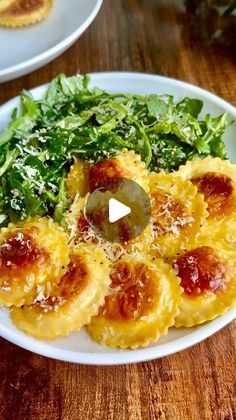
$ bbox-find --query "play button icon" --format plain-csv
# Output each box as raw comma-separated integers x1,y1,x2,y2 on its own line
85,177,151,243
109,198,131,223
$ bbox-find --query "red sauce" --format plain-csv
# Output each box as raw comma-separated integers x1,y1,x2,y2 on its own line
0,231,46,268
88,159,124,192
192,172,233,219
151,189,190,236
101,262,156,321
175,246,230,296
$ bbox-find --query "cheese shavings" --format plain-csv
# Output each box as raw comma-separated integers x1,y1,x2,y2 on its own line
149,172,208,258
11,243,111,339
87,256,182,349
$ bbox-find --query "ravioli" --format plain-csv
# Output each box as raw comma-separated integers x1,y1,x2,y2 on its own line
177,158,236,221
173,242,236,327
0,0,53,27
0,217,69,307
67,191,152,259
149,172,208,258
87,256,182,349
66,151,150,251
0,0,14,12
11,243,111,339
176,157,236,250
66,193,95,246
88,150,149,193
66,158,89,200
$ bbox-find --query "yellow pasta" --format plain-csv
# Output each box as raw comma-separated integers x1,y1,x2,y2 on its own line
11,243,111,339
88,150,150,193
66,193,94,246
177,157,236,222
66,158,89,200
0,0,53,27
66,189,152,260
0,217,69,307
176,157,236,250
149,172,208,258
123,224,152,255
87,256,182,349
0,0,14,12
172,240,236,327
4,153,236,346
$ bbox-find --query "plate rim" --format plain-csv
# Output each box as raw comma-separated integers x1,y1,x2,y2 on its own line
2,71,236,114
0,0,103,81
0,71,235,365
0,307,235,365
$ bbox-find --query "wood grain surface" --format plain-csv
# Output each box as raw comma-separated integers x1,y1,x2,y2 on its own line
0,1,236,419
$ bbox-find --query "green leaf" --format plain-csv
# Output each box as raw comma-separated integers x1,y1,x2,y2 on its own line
0,74,233,224
0,148,20,177
202,112,229,143
149,135,188,172
23,182,47,217
53,170,68,227
45,74,90,107
146,94,173,118
21,91,40,118
55,109,95,129
176,98,203,118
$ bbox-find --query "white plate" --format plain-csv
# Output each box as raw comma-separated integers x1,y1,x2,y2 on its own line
0,72,236,365
0,0,103,83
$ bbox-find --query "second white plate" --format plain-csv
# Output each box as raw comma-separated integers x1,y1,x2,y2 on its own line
0,0,103,83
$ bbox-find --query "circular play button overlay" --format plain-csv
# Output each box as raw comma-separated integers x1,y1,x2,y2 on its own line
85,178,151,243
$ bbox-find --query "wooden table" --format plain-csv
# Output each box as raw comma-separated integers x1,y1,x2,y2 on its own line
0,1,235,419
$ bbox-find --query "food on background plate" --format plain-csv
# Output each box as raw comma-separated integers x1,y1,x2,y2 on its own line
0,0,53,27
0,74,235,349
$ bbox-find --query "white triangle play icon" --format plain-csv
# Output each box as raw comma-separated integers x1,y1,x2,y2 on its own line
109,198,131,223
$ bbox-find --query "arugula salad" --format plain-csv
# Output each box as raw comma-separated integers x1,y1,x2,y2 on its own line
0,74,231,228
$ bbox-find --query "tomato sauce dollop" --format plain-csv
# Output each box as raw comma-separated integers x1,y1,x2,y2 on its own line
192,172,233,219
0,231,46,268
102,262,156,321
175,246,230,296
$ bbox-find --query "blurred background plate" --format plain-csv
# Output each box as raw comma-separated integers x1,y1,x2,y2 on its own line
0,0,103,83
